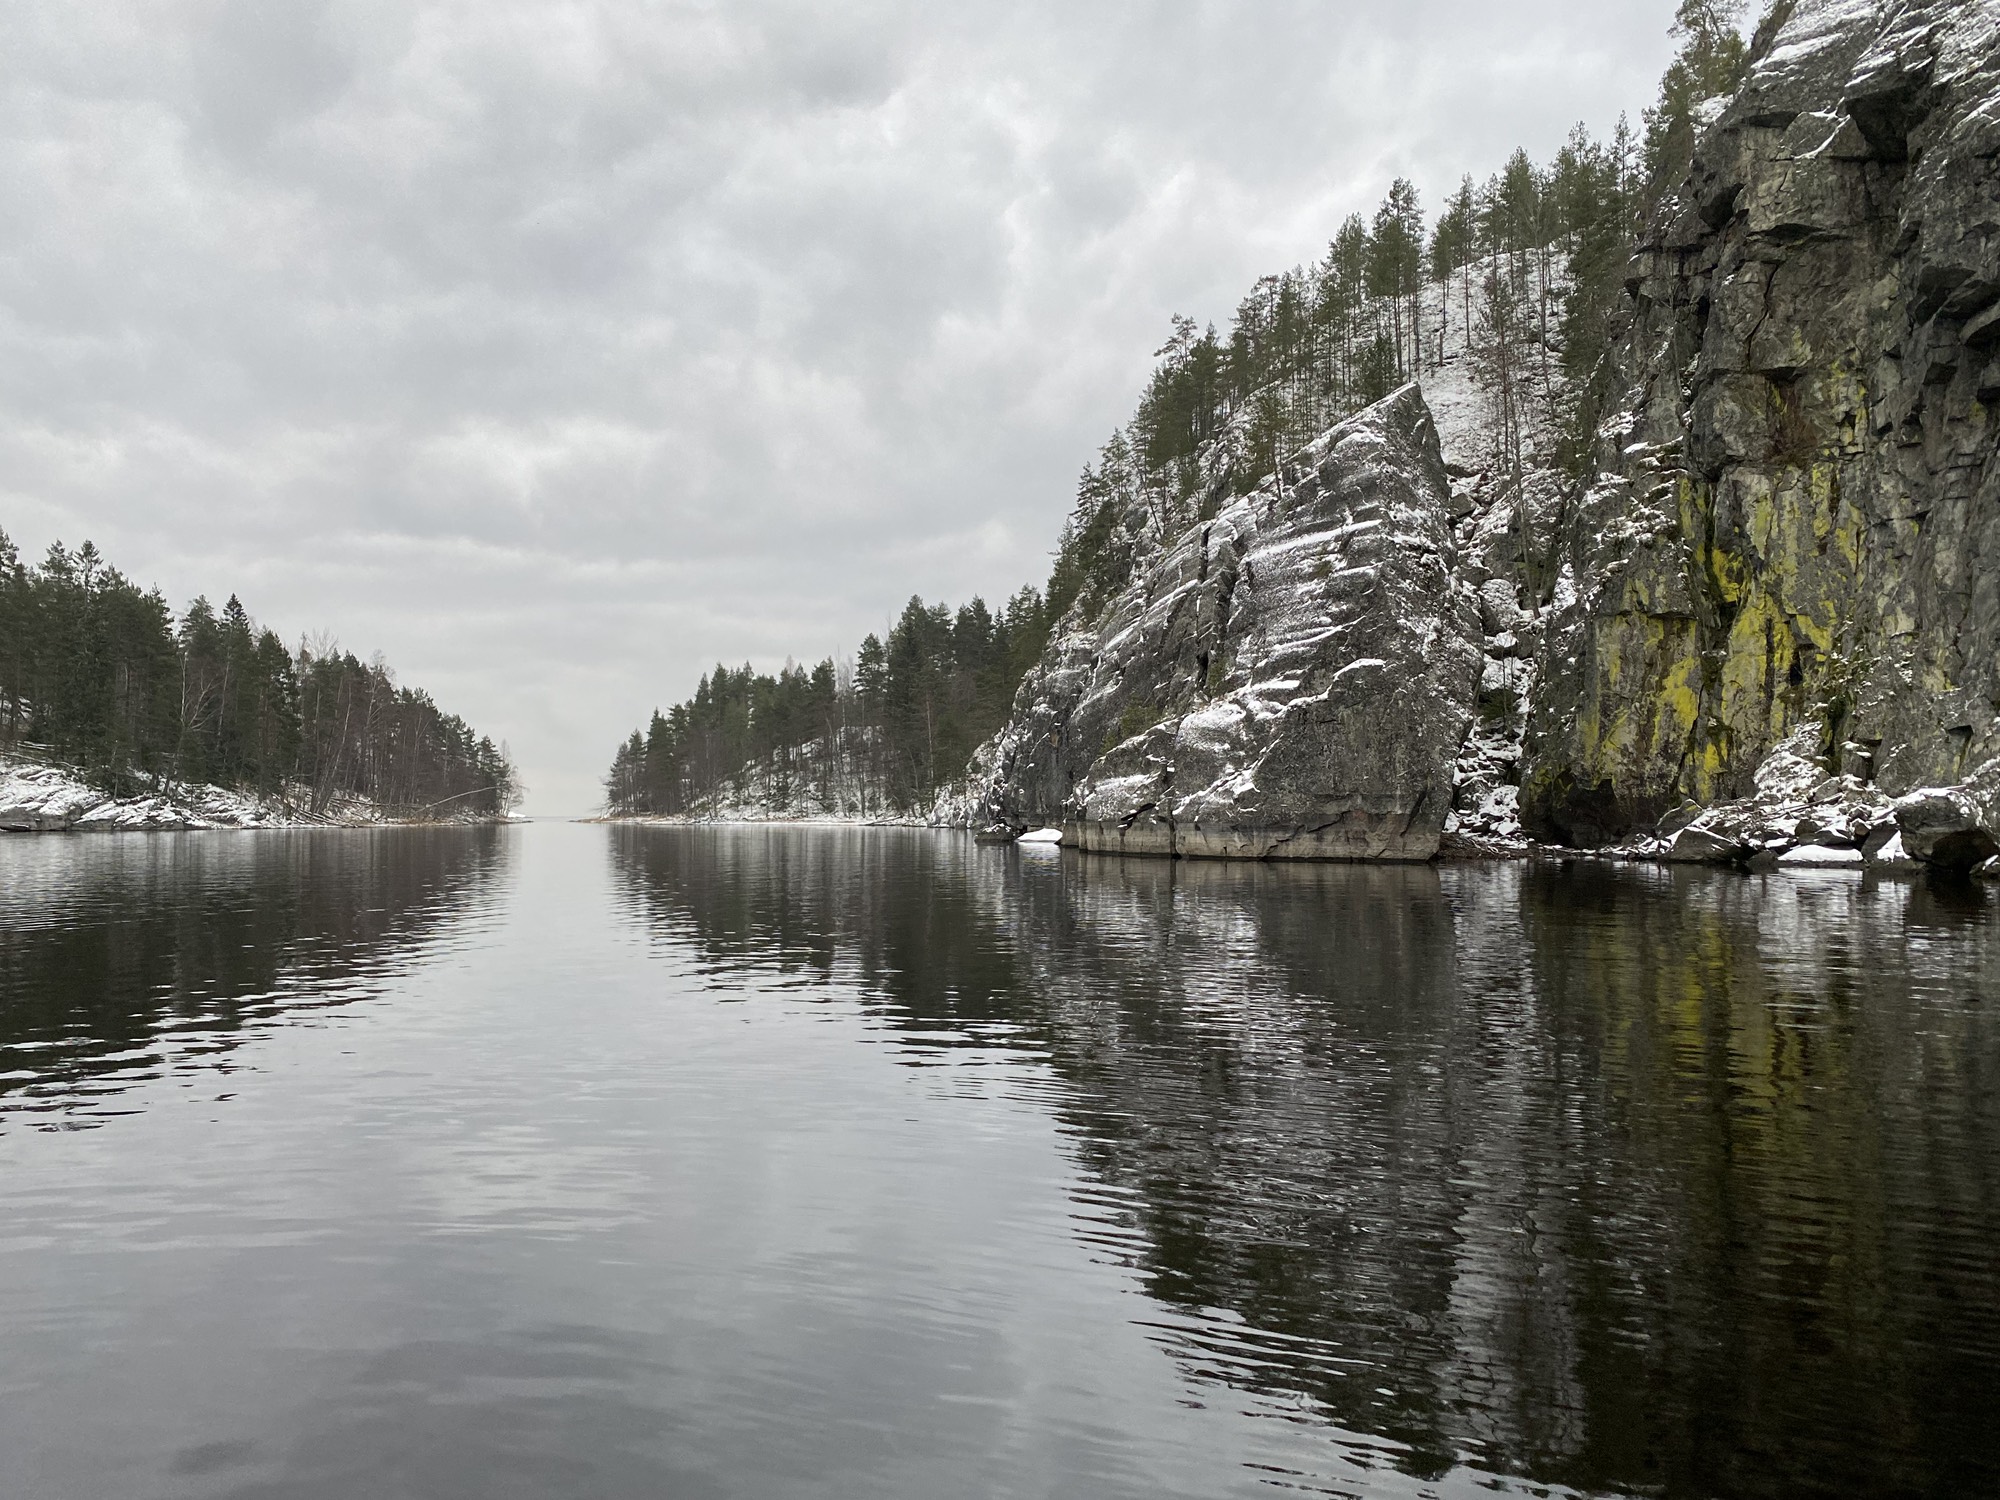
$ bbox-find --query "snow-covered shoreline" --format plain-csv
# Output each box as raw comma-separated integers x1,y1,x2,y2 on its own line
0,755,512,834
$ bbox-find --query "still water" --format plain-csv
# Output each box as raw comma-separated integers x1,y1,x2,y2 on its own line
1,823,1996,1499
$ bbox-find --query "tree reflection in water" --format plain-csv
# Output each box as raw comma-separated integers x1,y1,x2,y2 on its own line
611,826,2000,1500
0,828,509,1128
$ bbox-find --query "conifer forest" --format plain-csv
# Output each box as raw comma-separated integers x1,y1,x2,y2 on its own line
0,529,517,818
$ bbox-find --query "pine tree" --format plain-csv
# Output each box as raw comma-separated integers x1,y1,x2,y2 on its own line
0,528,22,747
1428,178,1477,363
1644,0,1750,185
1365,182,1423,381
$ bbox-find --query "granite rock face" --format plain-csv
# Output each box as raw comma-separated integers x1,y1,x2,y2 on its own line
969,385,1481,861
1523,0,2000,846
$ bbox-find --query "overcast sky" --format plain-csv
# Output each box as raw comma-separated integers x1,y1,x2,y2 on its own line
1,0,1681,813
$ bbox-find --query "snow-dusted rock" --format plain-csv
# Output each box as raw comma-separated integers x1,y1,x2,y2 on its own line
1657,724,1902,866
941,0,2000,868
1667,817,1753,865
0,753,447,834
1017,828,1063,845
968,386,1481,862
1865,829,1922,870
1893,759,2000,870
0,760,105,830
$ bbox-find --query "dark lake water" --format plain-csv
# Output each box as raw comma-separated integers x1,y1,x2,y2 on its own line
2,824,1997,1499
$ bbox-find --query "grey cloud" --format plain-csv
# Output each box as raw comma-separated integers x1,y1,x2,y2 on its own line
0,0,1679,811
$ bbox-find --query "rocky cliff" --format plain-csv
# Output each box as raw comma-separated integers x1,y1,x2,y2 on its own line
1523,0,2000,846
966,386,1481,860
965,0,2000,868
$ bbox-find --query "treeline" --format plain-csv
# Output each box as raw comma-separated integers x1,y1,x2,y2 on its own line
607,589,1048,817
0,530,518,817
1042,0,1756,621
607,2,1761,816
1073,128,1636,588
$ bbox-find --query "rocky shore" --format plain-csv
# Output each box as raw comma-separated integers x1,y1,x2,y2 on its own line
0,755,508,833
949,0,2000,881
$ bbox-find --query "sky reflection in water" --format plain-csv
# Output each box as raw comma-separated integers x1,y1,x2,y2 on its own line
1,823,1995,1499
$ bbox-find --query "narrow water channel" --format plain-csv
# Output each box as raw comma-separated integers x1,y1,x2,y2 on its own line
2,823,1994,1498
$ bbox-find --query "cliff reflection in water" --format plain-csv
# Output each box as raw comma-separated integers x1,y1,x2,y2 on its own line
0,828,508,1128
610,827,2000,1500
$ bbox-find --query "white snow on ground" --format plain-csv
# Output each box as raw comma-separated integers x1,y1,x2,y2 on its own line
1,756,298,831
0,753,495,832
1418,330,1492,477
1417,252,1571,480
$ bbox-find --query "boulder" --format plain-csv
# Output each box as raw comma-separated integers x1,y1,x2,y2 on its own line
1669,802,1771,864
1668,823,1750,865
0,803,73,832
1864,827,1923,870
0,761,103,831
1894,760,2000,870
970,385,1481,861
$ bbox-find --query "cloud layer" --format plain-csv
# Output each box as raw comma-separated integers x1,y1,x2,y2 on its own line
1,0,1678,811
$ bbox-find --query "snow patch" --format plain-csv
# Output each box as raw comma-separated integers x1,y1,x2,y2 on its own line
0,753,431,833
1777,844,1865,868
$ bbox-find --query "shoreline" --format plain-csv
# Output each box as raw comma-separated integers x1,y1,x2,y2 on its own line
0,755,518,835
596,814,1997,879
